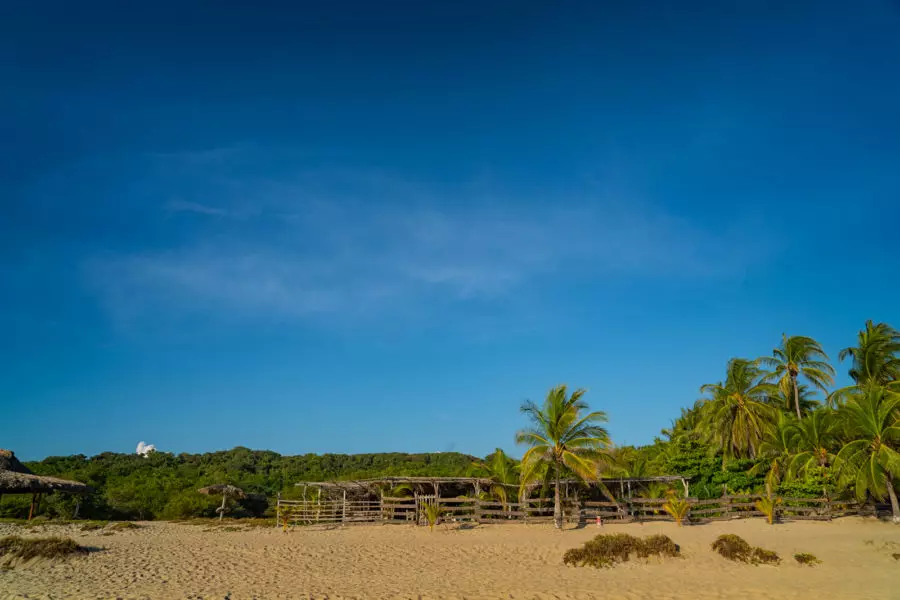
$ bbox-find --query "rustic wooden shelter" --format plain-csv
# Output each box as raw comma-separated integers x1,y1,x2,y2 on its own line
297,474,689,500
0,449,90,519
278,475,692,528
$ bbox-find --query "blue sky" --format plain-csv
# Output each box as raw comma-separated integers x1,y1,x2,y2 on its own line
2,1,899,461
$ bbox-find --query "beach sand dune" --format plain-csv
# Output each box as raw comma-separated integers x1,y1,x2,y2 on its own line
1,518,897,599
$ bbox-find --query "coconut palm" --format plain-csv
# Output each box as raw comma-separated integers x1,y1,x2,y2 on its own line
834,385,900,522
469,448,519,510
769,383,820,417
516,385,612,529
759,335,835,419
830,322,900,407
699,358,777,461
750,414,797,494
788,408,839,478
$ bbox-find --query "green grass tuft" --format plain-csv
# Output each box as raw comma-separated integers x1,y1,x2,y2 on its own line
711,534,780,565
563,533,680,569
0,536,89,562
794,552,820,566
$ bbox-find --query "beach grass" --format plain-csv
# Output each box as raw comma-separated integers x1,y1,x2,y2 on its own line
0,535,89,562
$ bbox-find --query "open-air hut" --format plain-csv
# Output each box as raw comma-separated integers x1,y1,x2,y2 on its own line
0,449,90,519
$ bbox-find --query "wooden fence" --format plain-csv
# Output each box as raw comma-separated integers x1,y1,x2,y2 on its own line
276,493,879,527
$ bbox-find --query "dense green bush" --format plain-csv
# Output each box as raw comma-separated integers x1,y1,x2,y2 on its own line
2,447,476,521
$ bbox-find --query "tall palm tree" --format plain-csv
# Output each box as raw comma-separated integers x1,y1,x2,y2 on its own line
699,358,777,461
469,448,519,510
830,322,900,407
515,385,612,529
759,335,835,419
769,383,820,417
834,385,900,522
788,408,839,478
838,321,900,387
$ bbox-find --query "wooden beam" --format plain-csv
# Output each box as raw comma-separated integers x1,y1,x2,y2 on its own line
28,493,37,520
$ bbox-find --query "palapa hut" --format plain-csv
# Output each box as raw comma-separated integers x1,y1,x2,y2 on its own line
0,449,90,519
198,484,246,520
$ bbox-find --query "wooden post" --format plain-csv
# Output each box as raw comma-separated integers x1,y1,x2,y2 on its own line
682,478,689,498
28,493,37,520
276,493,281,529
342,490,347,526
219,494,227,521
475,497,483,524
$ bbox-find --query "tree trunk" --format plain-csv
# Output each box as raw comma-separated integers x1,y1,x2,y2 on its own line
793,374,802,419
886,473,900,524
553,463,562,529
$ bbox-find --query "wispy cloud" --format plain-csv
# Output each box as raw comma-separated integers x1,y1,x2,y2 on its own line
165,199,231,217
84,159,778,326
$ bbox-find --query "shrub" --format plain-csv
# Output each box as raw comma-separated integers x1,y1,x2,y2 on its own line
752,548,781,564
755,496,781,525
79,522,107,532
422,501,441,531
794,553,820,566
0,536,89,562
662,494,691,526
711,534,780,565
563,533,680,568
638,534,680,558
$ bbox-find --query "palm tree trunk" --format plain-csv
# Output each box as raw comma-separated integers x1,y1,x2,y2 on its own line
553,463,562,529
887,473,900,524
793,375,802,419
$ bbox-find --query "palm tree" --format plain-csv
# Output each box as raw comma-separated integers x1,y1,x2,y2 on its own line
516,385,612,529
759,335,835,419
834,385,900,522
830,322,900,406
769,383,820,417
751,413,797,494
839,321,900,387
469,448,519,510
788,408,839,479
699,358,777,461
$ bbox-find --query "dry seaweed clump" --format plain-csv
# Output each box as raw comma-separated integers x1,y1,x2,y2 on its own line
794,553,820,566
711,534,780,565
0,536,89,563
563,533,680,568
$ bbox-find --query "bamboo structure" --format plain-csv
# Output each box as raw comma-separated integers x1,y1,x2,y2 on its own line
276,493,872,528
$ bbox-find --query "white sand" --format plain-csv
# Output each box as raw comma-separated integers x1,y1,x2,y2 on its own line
1,517,898,599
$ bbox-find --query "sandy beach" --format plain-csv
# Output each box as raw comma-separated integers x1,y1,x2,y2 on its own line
1,517,898,599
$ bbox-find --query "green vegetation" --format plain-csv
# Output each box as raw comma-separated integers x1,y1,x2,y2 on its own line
662,492,690,526
4,320,899,523
469,449,519,509
755,496,781,525
711,534,780,564
0,536,88,562
794,552,820,565
421,500,441,531
1,449,476,521
563,533,679,568
516,385,613,529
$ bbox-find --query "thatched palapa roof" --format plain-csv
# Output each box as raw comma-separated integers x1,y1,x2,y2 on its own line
198,484,246,499
0,449,90,495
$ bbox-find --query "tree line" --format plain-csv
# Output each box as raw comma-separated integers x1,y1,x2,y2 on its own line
4,320,898,525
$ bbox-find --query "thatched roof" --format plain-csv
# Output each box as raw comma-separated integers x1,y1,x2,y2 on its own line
197,484,246,499
0,449,90,495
